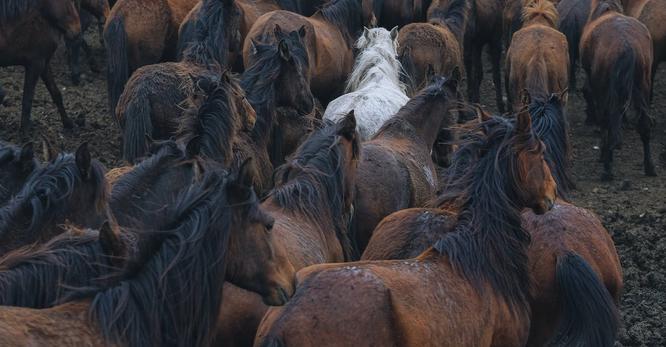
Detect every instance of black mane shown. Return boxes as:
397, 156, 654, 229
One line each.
318, 0, 364, 45
0, 0, 40, 21
529, 95, 574, 199
433, 115, 543, 315
271, 121, 359, 260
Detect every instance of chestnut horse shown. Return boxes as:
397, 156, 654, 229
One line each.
254, 110, 557, 347
364, 96, 621, 346
244, 0, 375, 104
580, 0, 654, 179
0, 0, 81, 136
398, 0, 468, 95
505, 0, 569, 112
0, 142, 40, 205
215, 113, 360, 347
352, 75, 459, 252
236, 25, 315, 195
103, 0, 199, 118
0, 171, 292, 346
0, 143, 108, 256
66, 0, 110, 85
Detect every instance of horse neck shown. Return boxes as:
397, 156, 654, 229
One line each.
400, 97, 449, 148
347, 46, 404, 92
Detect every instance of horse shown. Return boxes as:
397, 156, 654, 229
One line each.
214, 112, 360, 347
0, 170, 293, 346
505, 0, 569, 112
254, 108, 557, 347
235, 25, 315, 195
0, 0, 81, 136
364, 96, 621, 346
0, 142, 40, 205
244, 0, 375, 104
352, 75, 459, 252
66, 0, 110, 85
580, 0, 655, 180
557, 0, 592, 90
0, 143, 108, 256
324, 27, 409, 141
398, 0, 467, 96
115, 0, 250, 163
103, 0, 199, 118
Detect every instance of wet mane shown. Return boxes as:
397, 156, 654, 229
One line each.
0, 0, 40, 21
0, 153, 107, 240
317, 0, 364, 45
271, 121, 359, 260
529, 95, 574, 199
433, 115, 543, 315
522, 0, 559, 27
89, 172, 233, 347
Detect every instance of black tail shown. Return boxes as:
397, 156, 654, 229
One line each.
603, 44, 637, 149
444, 0, 469, 44
259, 336, 286, 347
104, 15, 129, 120
557, 0, 590, 90
122, 93, 152, 163
548, 252, 619, 347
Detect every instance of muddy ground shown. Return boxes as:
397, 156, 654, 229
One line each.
1, 29, 665, 346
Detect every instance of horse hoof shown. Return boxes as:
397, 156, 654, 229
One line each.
645, 166, 657, 177
600, 172, 614, 181
71, 76, 81, 86
75, 115, 86, 127
63, 118, 75, 129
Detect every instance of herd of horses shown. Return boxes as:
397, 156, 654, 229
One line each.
1, 0, 664, 345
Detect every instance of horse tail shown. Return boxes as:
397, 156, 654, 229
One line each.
604, 43, 636, 148
121, 93, 153, 164
548, 252, 619, 347
104, 15, 129, 120
258, 336, 285, 347
444, 0, 469, 44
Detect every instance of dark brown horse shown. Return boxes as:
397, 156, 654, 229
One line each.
364, 96, 621, 346
0, 142, 40, 205
377, 0, 431, 27
352, 75, 459, 252
0, 170, 292, 346
505, 0, 569, 112
398, 0, 468, 95
66, 0, 110, 85
103, 0, 199, 117
115, 0, 250, 163
0, 0, 81, 136
580, 0, 655, 179
557, 0, 592, 90
244, 0, 375, 104
254, 110, 557, 347
0, 143, 108, 256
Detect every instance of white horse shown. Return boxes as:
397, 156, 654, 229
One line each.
323, 27, 409, 140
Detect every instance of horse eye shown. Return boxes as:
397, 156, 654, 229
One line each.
265, 220, 274, 231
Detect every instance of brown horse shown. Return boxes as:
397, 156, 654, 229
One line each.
103, 0, 199, 117
352, 75, 459, 252
0, 142, 40, 205
364, 96, 621, 346
624, 1, 666, 98
66, 0, 110, 85
244, 0, 375, 104
215, 113, 360, 346
114, 0, 249, 163
580, 0, 655, 179
505, 0, 569, 112
0, 170, 292, 346
398, 0, 468, 95
254, 109, 557, 347
0, 143, 108, 256
0, 0, 81, 136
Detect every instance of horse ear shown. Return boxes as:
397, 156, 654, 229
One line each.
99, 220, 125, 260
236, 157, 257, 189
186, 136, 201, 158
477, 104, 492, 122
298, 25, 306, 38
75, 142, 92, 178
520, 88, 532, 108
553, 88, 569, 103
390, 26, 399, 41
40, 135, 58, 162
337, 110, 357, 140
363, 27, 370, 39
250, 39, 259, 56
274, 24, 284, 38
278, 39, 291, 61
516, 108, 533, 135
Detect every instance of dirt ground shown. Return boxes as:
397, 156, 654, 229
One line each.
1, 29, 665, 346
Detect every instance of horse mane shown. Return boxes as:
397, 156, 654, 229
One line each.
0, 153, 107, 238
180, 78, 240, 165
88, 172, 232, 347
0, 228, 123, 308
433, 115, 543, 315
529, 95, 574, 199
182, 0, 235, 66
271, 121, 360, 260
428, 0, 469, 43
590, 0, 623, 21
345, 29, 407, 93
0, 0, 40, 21
522, 0, 559, 27
317, 0, 364, 45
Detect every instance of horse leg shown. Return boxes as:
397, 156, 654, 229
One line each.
582, 79, 595, 125
0, 85, 5, 106
19, 64, 43, 137
600, 128, 614, 181
489, 40, 504, 113
66, 37, 82, 85
636, 109, 657, 176
40, 64, 76, 129
82, 39, 100, 73
465, 42, 483, 104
